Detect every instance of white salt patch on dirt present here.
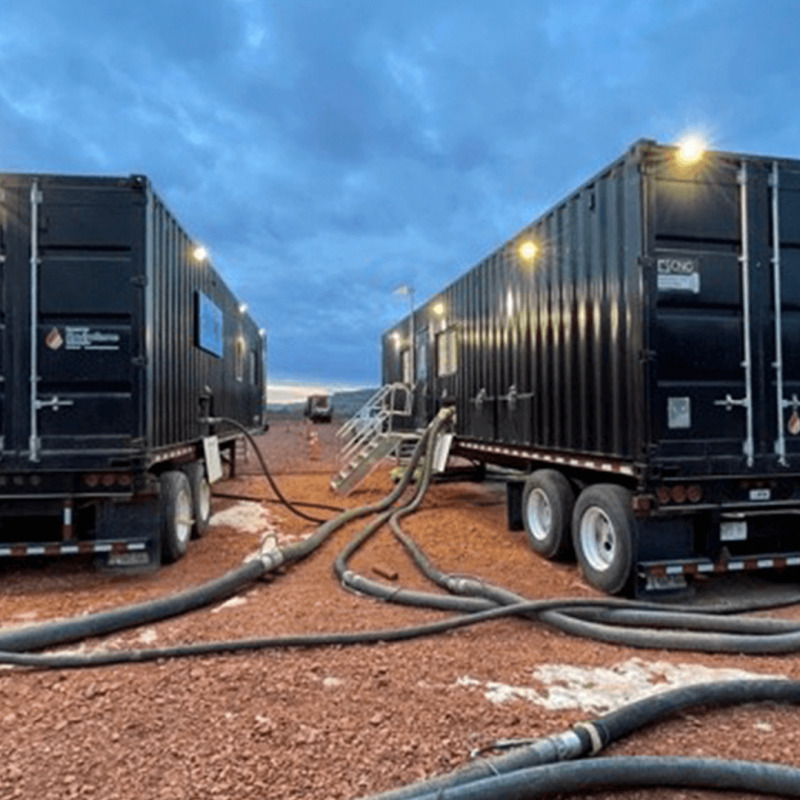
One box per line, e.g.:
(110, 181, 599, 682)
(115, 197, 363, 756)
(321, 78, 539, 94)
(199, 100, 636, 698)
(210, 502, 279, 535)
(138, 627, 158, 644)
(457, 657, 786, 713)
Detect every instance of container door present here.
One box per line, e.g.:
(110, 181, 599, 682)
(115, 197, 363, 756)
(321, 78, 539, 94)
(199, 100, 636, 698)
(770, 162, 800, 466)
(649, 157, 800, 475)
(1, 177, 144, 465)
(413, 325, 431, 425)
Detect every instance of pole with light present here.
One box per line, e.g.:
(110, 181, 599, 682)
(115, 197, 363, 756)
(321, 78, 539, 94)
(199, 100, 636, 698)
(393, 284, 415, 387)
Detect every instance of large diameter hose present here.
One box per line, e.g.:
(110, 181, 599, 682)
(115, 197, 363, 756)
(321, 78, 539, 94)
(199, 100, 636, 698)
(359, 678, 800, 800)
(397, 757, 800, 800)
(0, 414, 438, 656)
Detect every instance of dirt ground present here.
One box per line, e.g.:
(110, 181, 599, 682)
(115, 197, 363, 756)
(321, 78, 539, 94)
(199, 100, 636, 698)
(2, 418, 800, 799)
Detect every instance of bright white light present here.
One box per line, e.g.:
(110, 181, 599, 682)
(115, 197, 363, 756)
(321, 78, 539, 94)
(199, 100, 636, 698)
(677, 136, 705, 164)
(431, 301, 445, 316)
(193, 246, 208, 261)
(518, 240, 538, 261)
(239, 303, 248, 314)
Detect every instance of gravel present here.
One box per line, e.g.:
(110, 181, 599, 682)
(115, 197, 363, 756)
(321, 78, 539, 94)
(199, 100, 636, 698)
(1, 418, 800, 799)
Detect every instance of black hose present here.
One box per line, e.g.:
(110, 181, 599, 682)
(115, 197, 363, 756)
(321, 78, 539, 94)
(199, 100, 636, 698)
(391, 757, 800, 800)
(0, 599, 614, 669)
(212, 490, 346, 515)
(206, 416, 327, 523)
(357, 679, 800, 800)
(377, 493, 800, 654)
(0, 414, 438, 660)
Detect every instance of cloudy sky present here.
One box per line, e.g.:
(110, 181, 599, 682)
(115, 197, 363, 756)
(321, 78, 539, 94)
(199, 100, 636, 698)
(2, 0, 799, 399)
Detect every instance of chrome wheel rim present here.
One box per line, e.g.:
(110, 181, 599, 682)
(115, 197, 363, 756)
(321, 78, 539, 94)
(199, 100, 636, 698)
(175, 488, 192, 548)
(526, 488, 552, 542)
(579, 506, 616, 572)
(197, 479, 211, 524)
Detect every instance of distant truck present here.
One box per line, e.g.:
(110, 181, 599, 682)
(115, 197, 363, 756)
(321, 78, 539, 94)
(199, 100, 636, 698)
(383, 139, 800, 595)
(0, 172, 266, 568)
(304, 394, 333, 423)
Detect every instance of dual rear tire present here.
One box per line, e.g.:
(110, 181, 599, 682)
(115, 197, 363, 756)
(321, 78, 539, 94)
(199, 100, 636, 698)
(159, 462, 212, 564)
(522, 472, 634, 595)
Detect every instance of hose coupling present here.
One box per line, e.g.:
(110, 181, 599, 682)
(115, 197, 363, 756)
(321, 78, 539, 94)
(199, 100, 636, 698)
(543, 729, 585, 761)
(258, 539, 286, 572)
(446, 577, 484, 595)
(572, 721, 604, 755)
(341, 570, 359, 589)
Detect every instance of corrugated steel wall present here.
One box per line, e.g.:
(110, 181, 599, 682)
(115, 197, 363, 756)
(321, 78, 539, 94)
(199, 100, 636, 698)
(147, 188, 264, 451)
(383, 143, 647, 463)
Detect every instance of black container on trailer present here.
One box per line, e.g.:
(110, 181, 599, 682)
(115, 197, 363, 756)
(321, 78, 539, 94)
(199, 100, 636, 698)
(382, 139, 800, 592)
(0, 172, 266, 564)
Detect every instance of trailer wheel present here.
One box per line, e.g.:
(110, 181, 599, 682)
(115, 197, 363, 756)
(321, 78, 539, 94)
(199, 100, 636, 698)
(572, 484, 634, 594)
(160, 471, 193, 563)
(183, 461, 212, 538)
(522, 470, 575, 560)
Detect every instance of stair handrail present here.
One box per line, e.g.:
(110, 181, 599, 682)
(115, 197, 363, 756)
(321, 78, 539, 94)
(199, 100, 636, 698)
(336, 383, 412, 442)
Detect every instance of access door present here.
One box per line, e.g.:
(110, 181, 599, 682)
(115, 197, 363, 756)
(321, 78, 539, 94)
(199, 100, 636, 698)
(648, 156, 800, 475)
(0, 175, 145, 467)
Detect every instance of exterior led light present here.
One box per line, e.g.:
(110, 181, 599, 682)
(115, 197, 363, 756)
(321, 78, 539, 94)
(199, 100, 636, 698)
(431, 301, 445, 316)
(677, 137, 705, 164)
(193, 246, 208, 261)
(518, 240, 538, 261)
(239, 303, 248, 314)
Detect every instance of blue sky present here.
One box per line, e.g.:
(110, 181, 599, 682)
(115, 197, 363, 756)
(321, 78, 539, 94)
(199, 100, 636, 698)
(2, 0, 800, 398)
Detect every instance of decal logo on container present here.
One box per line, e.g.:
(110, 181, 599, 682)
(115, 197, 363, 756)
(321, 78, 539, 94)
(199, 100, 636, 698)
(45, 327, 64, 350)
(657, 257, 700, 294)
(65, 327, 121, 352)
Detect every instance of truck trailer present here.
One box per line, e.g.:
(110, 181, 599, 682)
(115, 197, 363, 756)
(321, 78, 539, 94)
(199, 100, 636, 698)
(0, 173, 266, 568)
(382, 139, 800, 594)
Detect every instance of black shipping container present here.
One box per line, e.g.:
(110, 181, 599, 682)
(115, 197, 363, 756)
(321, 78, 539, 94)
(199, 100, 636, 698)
(0, 172, 266, 566)
(382, 139, 800, 594)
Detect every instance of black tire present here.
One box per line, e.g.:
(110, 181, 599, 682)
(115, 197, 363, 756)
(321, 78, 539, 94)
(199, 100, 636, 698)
(572, 484, 635, 595)
(182, 461, 212, 539)
(160, 471, 193, 564)
(522, 469, 576, 560)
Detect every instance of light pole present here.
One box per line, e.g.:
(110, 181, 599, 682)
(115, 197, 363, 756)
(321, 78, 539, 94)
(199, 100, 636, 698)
(393, 284, 415, 387)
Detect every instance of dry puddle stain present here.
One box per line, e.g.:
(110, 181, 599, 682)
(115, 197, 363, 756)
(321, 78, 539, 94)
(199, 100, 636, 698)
(457, 657, 786, 713)
(209, 502, 279, 536)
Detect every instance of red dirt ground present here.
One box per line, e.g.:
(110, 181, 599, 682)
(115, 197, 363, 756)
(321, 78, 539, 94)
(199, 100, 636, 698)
(1, 418, 799, 799)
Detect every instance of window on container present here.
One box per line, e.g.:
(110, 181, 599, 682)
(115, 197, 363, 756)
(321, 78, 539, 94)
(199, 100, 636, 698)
(196, 292, 223, 357)
(416, 334, 428, 382)
(436, 328, 458, 377)
(250, 349, 258, 385)
(401, 348, 413, 385)
(235, 336, 246, 382)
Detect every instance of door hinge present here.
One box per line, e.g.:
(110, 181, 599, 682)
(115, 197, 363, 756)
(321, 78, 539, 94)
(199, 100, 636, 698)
(131, 275, 147, 288)
(132, 355, 147, 368)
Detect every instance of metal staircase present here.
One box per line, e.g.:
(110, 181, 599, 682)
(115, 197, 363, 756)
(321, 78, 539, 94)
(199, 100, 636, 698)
(330, 383, 417, 495)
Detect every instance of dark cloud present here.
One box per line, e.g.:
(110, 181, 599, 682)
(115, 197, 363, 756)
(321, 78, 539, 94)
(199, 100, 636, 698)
(2, 0, 800, 387)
